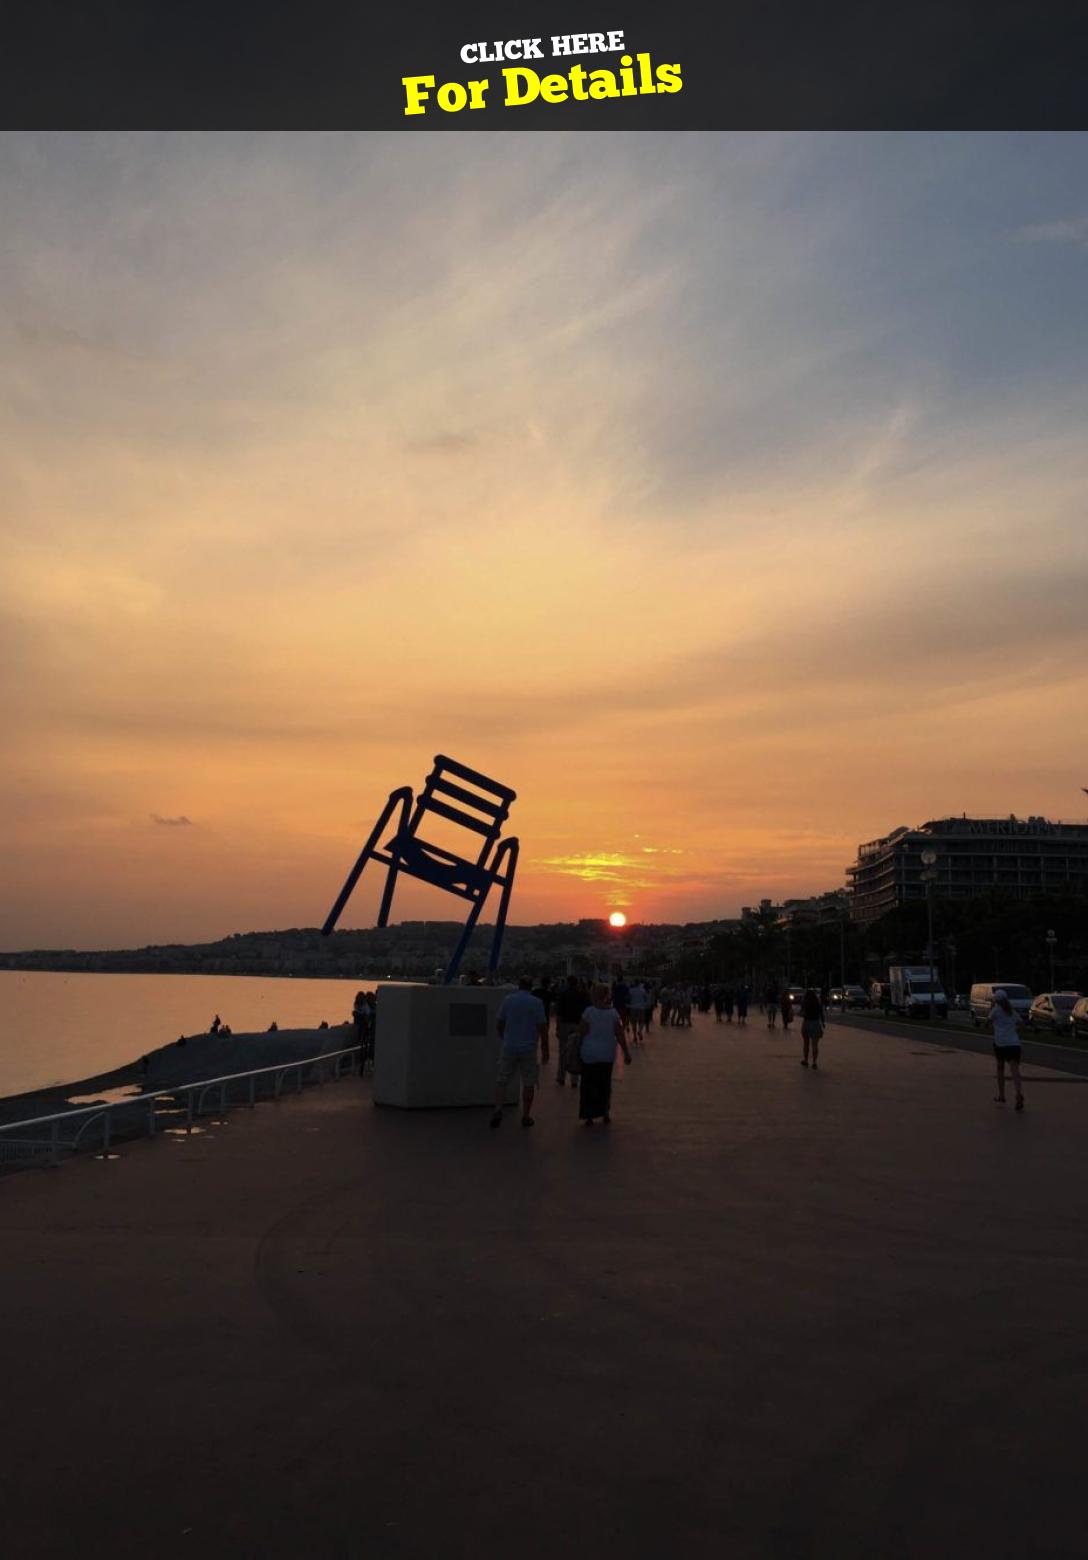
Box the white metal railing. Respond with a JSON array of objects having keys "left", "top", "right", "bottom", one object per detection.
[{"left": 0, "top": 1045, "right": 363, "bottom": 1172}]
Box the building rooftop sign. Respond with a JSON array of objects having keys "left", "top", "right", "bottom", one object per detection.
[{"left": 923, "top": 816, "right": 1062, "bottom": 837}]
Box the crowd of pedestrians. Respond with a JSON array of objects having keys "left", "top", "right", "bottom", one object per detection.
[
  {"left": 195, "top": 973, "right": 1025, "bottom": 1129},
  {"left": 490, "top": 970, "right": 832, "bottom": 1130},
  {"left": 471, "top": 968, "right": 1027, "bottom": 1129}
]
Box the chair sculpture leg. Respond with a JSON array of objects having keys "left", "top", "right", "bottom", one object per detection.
[
  {"left": 321, "top": 788, "right": 412, "bottom": 936},
  {"left": 375, "top": 794, "right": 411, "bottom": 928},
  {"left": 444, "top": 892, "right": 491, "bottom": 986},
  {"left": 488, "top": 839, "right": 519, "bottom": 976}
]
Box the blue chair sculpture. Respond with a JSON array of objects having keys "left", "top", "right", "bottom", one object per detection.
[{"left": 321, "top": 755, "right": 519, "bottom": 984}]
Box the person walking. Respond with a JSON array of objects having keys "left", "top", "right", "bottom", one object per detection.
[
  {"left": 554, "top": 974, "right": 586, "bottom": 1088},
  {"left": 722, "top": 986, "right": 735, "bottom": 1024},
  {"left": 491, "top": 976, "right": 549, "bottom": 1128},
  {"left": 764, "top": 980, "right": 779, "bottom": 1029},
  {"left": 576, "top": 982, "right": 632, "bottom": 1126},
  {"left": 799, "top": 988, "right": 825, "bottom": 1068},
  {"left": 532, "top": 975, "right": 554, "bottom": 1023},
  {"left": 611, "top": 971, "right": 631, "bottom": 1035},
  {"left": 352, "top": 990, "right": 369, "bottom": 1043},
  {"left": 990, "top": 988, "right": 1025, "bottom": 1111},
  {"left": 627, "top": 979, "right": 648, "bottom": 1043},
  {"left": 780, "top": 989, "right": 794, "bottom": 1032},
  {"left": 736, "top": 983, "right": 750, "bottom": 1026}
]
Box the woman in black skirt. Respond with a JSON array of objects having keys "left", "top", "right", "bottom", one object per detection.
[{"left": 576, "top": 982, "right": 632, "bottom": 1125}]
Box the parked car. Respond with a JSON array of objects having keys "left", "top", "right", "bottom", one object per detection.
[
  {"left": 970, "top": 982, "right": 1032, "bottom": 1026},
  {"left": 1072, "top": 998, "right": 1088, "bottom": 1042},
  {"left": 828, "top": 984, "right": 870, "bottom": 1009},
  {"left": 1026, "top": 992, "right": 1081, "bottom": 1036},
  {"left": 785, "top": 986, "right": 806, "bottom": 1011}
]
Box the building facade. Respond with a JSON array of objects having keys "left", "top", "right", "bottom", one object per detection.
[
  {"left": 741, "top": 891, "right": 850, "bottom": 928},
  {"left": 848, "top": 815, "right": 1088, "bottom": 924}
]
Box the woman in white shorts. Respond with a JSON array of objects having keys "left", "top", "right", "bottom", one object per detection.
[{"left": 990, "top": 989, "right": 1025, "bottom": 1111}]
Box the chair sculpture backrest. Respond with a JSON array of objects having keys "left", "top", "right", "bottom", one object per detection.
[
  {"left": 404, "top": 755, "right": 517, "bottom": 875},
  {"left": 321, "top": 755, "right": 520, "bottom": 983}
]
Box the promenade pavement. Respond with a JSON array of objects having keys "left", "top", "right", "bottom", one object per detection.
[
  {"left": 836, "top": 1005, "right": 1088, "bottom": 1076},
  {"left": 3, "top": 1011, "right": 1087, "bottom": 1560}
]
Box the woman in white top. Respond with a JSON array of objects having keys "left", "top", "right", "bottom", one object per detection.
[
  {"left": 577, "top": 982, "right": 632, "bottom": 1126},
  {"left": 990, "top": 989, "right": 1025, "bottom": 1111}
]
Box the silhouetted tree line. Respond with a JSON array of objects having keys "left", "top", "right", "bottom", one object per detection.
[{"left": 693, "top": 891, "right": 1087, "bottom": 994}]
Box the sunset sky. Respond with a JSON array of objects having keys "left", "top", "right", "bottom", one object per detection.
[{"left": 2, "top": 132, "right": 1087, "bottom": 949}]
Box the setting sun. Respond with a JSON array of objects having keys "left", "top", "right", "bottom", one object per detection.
[{"left": 609, "top": 912, "right": 627, "bottom": 928}]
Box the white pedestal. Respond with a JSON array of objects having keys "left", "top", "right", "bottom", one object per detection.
[{"left": 372, "top": 983, "right": 518, "bottom": 1108}]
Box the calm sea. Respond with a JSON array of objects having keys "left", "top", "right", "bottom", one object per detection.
[{"left": 0, "top": 970, "right": 376, "bottom": 1099}]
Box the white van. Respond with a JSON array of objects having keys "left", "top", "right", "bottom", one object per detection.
[
  {"left": 970, "top": 982, "right": 1033, "bottom": 1027},
  {"left": 889, "top": 966, "right": 948, "bottom": 1018}
]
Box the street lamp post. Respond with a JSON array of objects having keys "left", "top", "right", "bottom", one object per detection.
[
  {"left": 920, "top": 849, "right": 939, "bottom": 1023},
  {"left": 1046, "top": 929, "right": 1057, "bottom": 991}
]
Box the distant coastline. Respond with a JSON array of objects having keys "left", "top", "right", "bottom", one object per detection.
[{"left": 0, "top": 918, "right": 736, "bottom": 982}]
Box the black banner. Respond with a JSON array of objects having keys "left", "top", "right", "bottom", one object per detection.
[{"left": 3, "top": 0, "right": 1086, "bottom": 129}]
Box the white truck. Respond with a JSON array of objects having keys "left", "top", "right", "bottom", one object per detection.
[{"left": 888, "top": 965, "right": 948, "bottom": 1019}]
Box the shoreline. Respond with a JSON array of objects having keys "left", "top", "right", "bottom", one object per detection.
[{"left": 0, "top": 1023, "right": 356, "bottom": 1131}]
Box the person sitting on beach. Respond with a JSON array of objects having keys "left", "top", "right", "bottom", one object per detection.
[{"left": 209, "top": 1014, "right": 221, "bottom": 1034}]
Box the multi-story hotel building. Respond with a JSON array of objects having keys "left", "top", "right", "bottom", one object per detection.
[{"left": 848, "top": 815, "right": 1088, "bottom": 924}]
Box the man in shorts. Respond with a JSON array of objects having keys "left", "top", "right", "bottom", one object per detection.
[
  {"left": 491, "top": 975, "right": 549, "bottom": 1129},
  {"left": 627, "top": 979, "right": 648, "bottom": 1042}
]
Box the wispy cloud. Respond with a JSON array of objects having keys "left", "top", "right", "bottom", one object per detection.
[
  {"left": 1013, "top": 217, "right": 1088, "bottom": 247},
  {"left": 405, "top": 431, "right": 478, "bottom": 455},
  {"left": 151, "top": 814, "right": 192, "bottom": 827}
]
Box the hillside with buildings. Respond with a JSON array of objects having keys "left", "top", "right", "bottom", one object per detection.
[{"left": 5, "top": 817, "right": 1085, "bottom": 991}]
